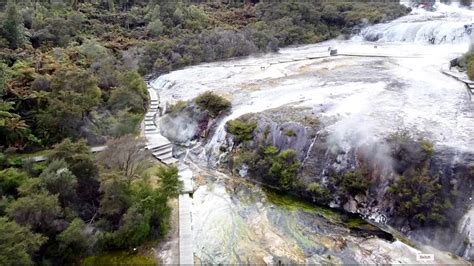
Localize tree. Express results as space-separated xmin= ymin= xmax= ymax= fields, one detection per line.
xmin=101 ymin=206 xmax=151 ymax=249
xmin=50 ymin=139 xmax=100 ymax=220
xmin=50 ymin=67 xmax=101 ymax=116
xmin=108 ymin=87 xmax=146 ymax=114
xmin=97 ymin=135 xmax=150 ymax=183
xmin=1 ymin=1 xmax=24 ymax=49
xmin=107 ymin=71 xmax=148 ymax=114
xmin=129 ymin=167 xmax=181 ymax=239
xmin=0 ymin=62 xmax=10 ymax=96
xmin=0 ymin=168 xmax=28 ymax=197
xmin=147 ymin=19 xmax=164 ymax=37
xmin=0 ymin=100 xmax=31 ymax=147
xmin=99 ymin=172 xmax=131 ymax=228
xmin=39 ymin=160 xmax=77 ymax=207
xmin=155 ymin=165 xmax=182 ymax=199
xmin=6 ymin=192 xmax=65 ymax=235
xmin=56 ymin=218 xmax=93 ymax=261
xmin=0 ymin=218 xmax=46 ymax=266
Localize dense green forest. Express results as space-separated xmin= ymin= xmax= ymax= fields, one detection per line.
xmin=0 ymin=0 xmax=411 ymax=264
xmin=0 ymin=0 xmax=410 ymax=152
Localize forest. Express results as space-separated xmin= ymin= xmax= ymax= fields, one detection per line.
xmin=0 ymin=0 xmax=412 ymax=264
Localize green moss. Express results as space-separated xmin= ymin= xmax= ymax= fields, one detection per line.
xmin=390 ymin=230 xmax=418 ymax=249
xmin=344 ymin=217 xmax=365 ymax=229
xmin=263 ymin=187 xmax=340 ymax=223
xmin=83 ymin=251 xmax=156 ymax=266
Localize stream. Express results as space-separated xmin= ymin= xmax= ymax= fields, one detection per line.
xmin=152 ymin=3 xmax=474 ymax=264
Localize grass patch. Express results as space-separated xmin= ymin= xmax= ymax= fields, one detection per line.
xmin=82 ymin=251 xmax=156 ymax=266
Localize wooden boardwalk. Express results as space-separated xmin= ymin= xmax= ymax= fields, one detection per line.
xmin=178 ymin=193 xmax=194 ymax=265
xmin=28 ymin=145 xmax=107 ymax=162
xmin=441 ymin=65 xmax=474 ymax=101
xmin=145 ymin=89 xmax=178 ymax=165
xmin=146 ymin=86 xmax=195 ymax=265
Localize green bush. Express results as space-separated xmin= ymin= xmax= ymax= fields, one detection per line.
xmin=307 ymin=182 xmax=330 ymax=203
xmin=0 ymin=168 xmax=28 ymax=197
xmin=459 ymin=51 xmax=474 ymax=81
xmin=388 ymin=175 xmax=452 ymax=225
xmin=420 ymin=139 xmax=434 ymax=156
xmin=269 ymin=149 xmax=300 ymax=191
xmin=467 ymin=54 xmax=474 ymax=81
xmin=286 ymin=129 xmax=296 ymax=137
xmin=194 ymin=91 xmax=231 ymax=117
xmin=168 ymin=100 xmax=187 ymax=114
xmin=338 ymin=169 xmax=371 ymax=196
xmin=226 ymin=118 xmax=257 ymax=143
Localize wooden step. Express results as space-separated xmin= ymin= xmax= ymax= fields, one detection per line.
xmin=161 ymin=157 xmax=178 ymax=165
xmin=153 ymin=147 xmax=172 ymax=157
xmin=147 ymin=142 xmax=171 ymax=150
xmin=151 ymin=143 xmax=173 ymax=152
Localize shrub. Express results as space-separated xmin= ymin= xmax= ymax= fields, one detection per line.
xmin=387 ymin=132 xmax=434 ymax=175
xmin=269 ymin=149 xmax=300 ymax=190
xmin=338 ymin=169 xmax=371 ymax=196
xmin=194 ymin=91 xmax=231 ymax=117
xmin=467 ymin=55 xmax=474 ymax=81
xmin=168 ymin=100 xmax=187 ymax=114
xmin=226 ymin=118 xmax=257 ymax=142
xmin=459 ymin=52 xmax=474 ymax=81
xmin=286 ymin=129 xmax=296 ymax=137
xmin=420 ymin=139 xmax=434 ymax=156
xmin=147 ymin=19 xmax=164 ymax=37
xmin=307 ymin=182 xmax=330 ymax=203
xmin=0 ymin=168 xmax=28 ymax=197
xmin=388 ymin=175 xmax=452 ymax=225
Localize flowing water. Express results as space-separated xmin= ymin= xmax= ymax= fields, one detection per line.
xmin=152 ymin=3 xmax=474 ymax=264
